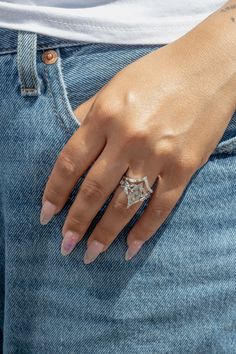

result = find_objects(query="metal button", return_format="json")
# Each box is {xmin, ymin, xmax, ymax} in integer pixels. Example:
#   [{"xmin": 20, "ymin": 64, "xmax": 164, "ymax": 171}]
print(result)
[{"xmin": 42, "ymin": 50, "xmax": 58, "ymax": 64}]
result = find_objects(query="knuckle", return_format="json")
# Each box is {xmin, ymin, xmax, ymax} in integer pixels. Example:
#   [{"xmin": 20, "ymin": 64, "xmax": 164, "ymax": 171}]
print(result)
[
  {"xmin": 56, "ymin": 152, "xmax": 76, "ymax": 177},
  {"xmin": 175, "ymin": 154, "xmax": 200, "ymax": 173},
  {"xmin": 112, "ymin": 197, "xmax": 132, "ymax": 216},
  {"xmin": 67, "ymin": 215, "xmax": 87, "ymax": 234},
  {"xmin": 44, "ymin": 182, "xmax": 61, "ymax": 210},
  {"xmin": 80, "ymin": 179, "xmax": 105, "ymax": 202},
  {"xmin": 155, "ymin": 140, "xmax": 200, "ymax": 174},
  {"xmin": 124, "ymin": 90, "xmax": 139, "ymax": 106},
  {"xmin": 156, "ymin": 140, "xmax": 175, "ymax": 158},
  {"xmin": 149, "ymin": 205, "xmax": 170, "ymax": 220},
  {"xmin": 94, "ymin": 224, "xmax": 112, "ymax": 246},
  {"xmin": 95, "ymin": 99, "xmax": 121, "ymax": 120},
  {"xmin": 135, "ymin": 223, "xmax": 153, "ymax": 237},
  {"xmin": 124, "ymin": 129, "xmax": 150, "ymax": 146},
  {"xmin": 119, "ymin": 129, "xmax": 151, "ymax": 154}
]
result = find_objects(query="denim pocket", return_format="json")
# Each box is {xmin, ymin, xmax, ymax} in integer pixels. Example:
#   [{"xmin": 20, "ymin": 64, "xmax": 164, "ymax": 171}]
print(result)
[
  {"xmin": 46, "ymin": 42, "xmax": 164, "ymax": 136},
  {"xmin": 42, "ymin": 41, "xmax": 236, "ymax": 156},
  {"xmin": 212, "ymin": 111, "xmax": 236, "ymax": 156},
  {"xmin": 42, "ymin": 42, "xmax": 116, "ymax": 136},
  {"xmin": 42, "ymin": 46, "xmax": 83, "ymax": 137},
  {"xmin": 214, "ymin": 134, "xmax": 236, "ymax": 155}
]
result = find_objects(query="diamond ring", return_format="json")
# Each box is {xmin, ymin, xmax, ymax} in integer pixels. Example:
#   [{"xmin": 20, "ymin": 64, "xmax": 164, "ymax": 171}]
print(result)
[{"xmin": 119, "ymin": 175, "xmax": 153, "ymax": 208}]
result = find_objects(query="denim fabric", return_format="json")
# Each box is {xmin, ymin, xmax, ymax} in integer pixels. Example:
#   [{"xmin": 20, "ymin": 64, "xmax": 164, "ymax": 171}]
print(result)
[
  {"xmin": 0, "ymin": 28, "xmax": 235, "ymax": 354},
  {"xmin": 17, "ymin": 31, "xmax": 41, "ymax": 96}
]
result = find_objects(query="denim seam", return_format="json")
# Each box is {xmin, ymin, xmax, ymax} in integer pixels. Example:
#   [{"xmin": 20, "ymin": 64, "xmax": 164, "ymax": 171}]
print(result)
[
  {"xmin": 0, "ymin": 43, "xmax": 76, "ymax": 52},
  {"xmin": 17, "ymin": 34, "xmax": 26, "ymax": 89},
  {"xmin": 52, "ymin": 43, "xmax": 112, "ymax": 57},
  {"xmin": 27, "ymin": 33, "xmax": 40, "ymax": 94},
  {"xmin": 31, "ymin": 37, "xmax": 39, "ymax": 92},
  {"xmin": 29, "ymin": 34, "xmax": 37, "ymax": 89},
  {"xmin": 44, "ymin": 63, "xmax": 72, "ymax": 136},
  {"xmin": 46, "ymin": 42, "xmax": 100, "ymax": 61},
  {"xmin": 37, "ymin": 42, "xmax": 93, "ymax": 49},
  {"xmin": 58, "ymin": 53, "xmax": 80, "ymax": 128},
  {"xmin": 0, "ymin": 42, "xmax": 96, "ymax": 55},
  {"xmin": 0, "ymin": 42, "xmax": 159, "ymax": 56},
  {"xmin": 45, "ymin": 42, "xmax": 145, "ymax": 62}
]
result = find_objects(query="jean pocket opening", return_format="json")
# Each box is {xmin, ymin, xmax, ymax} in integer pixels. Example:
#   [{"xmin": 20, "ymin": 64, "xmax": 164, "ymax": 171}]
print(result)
[
  {"xmin": 213, "ymin": 135, "xmax": 236, "ymax": 155},
  {"xmin": 43, "ymin": 48, "xmax": 82, "ymax": 136}
]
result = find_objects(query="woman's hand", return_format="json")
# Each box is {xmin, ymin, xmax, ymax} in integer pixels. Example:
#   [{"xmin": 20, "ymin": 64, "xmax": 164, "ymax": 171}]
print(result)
[{"xmin": 40, "ymin": 4, "xmax": 236, "ymax": 264}]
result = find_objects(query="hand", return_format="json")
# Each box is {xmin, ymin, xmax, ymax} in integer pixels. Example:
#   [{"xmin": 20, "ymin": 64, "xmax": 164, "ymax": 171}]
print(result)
[{"xmin": 40, "ymin": 12, "xmax": 236, "ymax": 264}]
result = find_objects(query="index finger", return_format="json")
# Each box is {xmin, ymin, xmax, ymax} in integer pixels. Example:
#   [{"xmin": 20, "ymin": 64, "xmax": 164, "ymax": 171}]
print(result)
[{"xmin": 40, "ymin": 118, "xmax": 106, "ymax": 225}]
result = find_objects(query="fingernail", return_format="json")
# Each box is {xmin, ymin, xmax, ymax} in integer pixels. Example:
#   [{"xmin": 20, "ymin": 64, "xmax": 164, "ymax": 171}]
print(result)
[
  {"xmin": 40, "ymin": 200, "xmax": 57, "ymax": 225},
  {"xmin": 125, "ymin": 240, "xmax": 144, "ymax": 261},
  {"xmin": 61, "ymin": 230, "xmax": 80, "ymax": 256},
  {"xmin": 83, "ymin": 240, "xmax": 104, "ymax": 264}
]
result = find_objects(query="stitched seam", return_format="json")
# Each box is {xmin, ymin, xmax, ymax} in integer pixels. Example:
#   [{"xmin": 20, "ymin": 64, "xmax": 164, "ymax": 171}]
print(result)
[
  {"xmin": 0, "ymin": 42, "xmax": 83, "ymax": 52},
  {"xmin": 37, "ymin": 42, "xmax": 157, "ymax": 63},
  {"xmin": 41, "ymin": 13, "xmax": 208, "ymax": 30},
  {"xmin": 42, "ymin": 18, "xmax": 169, "ymax": 30},
  {"xmin": 58, "ymin": 52, "xmax": 80, "ymax": 127},
  {"xmin": 54, "ymin": 55, "xmax": 80, "ymax": 129},
  {"xmin": 23, "ymin": 33, "xmax": 37, "ymax": 90},
  {"xmin": 29, "ymin": 35, "xmax": 37, "ymax": 89},
  {"xmin": 30, "ymin": 35, "xmax": 37, "ymax": 88},
  {"xmin": 17, "ymin": 32, "xmax": 39, "ymax": 91},
  {"xmin": 0, "ymin": 42, "xmax": 158, "ymax": 55},
  {"xmin": 44, "ymin": 42, "xmax": 100, "ymax": 58},
  {"xmin": 17, "ymin": 33, "xmax": 27, "ymax": 89},
  {"xmin": 49, "ymin": 44, "xmax": 98, "ymax": 58},
  {"xmin": 37, "ymin": 42, "xmax": 91, "ymax": 48},
  {"xmin": 44, "ymin": 62, "xmax": 71, "ymax": 136},
  {"xmin": 51, "ymin": 42, "xmax": 158, "ymax": 57}
]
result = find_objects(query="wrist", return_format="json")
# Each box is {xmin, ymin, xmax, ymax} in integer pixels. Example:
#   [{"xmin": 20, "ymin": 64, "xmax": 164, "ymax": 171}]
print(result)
[
  {"xmin": 199, "ymin": 4, "xmax": 236, "ymax": 108},
  {"xmin": 203, "ymin": 0, "xmax": 236, "ymax": 60},
  {"xmin": 168, "ymin": 2, "xmax": 236, "ymax": 108}
]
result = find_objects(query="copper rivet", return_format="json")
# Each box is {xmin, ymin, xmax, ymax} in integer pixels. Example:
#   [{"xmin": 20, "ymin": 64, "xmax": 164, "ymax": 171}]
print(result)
[
  {"xmin": 42, "ymin": 50, "xmax": 58, "ymax": 64},
  {"xmin": 47, "ymin": 53, "xmax": 53, "ymax": 60}
]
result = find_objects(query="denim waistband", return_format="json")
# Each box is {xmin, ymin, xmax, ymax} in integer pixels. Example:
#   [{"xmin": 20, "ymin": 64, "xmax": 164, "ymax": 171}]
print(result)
[
  {"xmin": 0, "ymin": 28, "xmax": 90, "ymax": 55},
  {"xmin": 2, "ymin": 28, "xmax": 158, "ymax": 97},
  {"xmin": 0, "ymin": 28, "xmax": 93, "ymax": 96}
]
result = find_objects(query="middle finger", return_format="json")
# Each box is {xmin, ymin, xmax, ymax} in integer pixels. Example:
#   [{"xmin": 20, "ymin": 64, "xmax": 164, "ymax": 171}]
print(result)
[{"xmin": 60, "ymin": 144, "xmax": 129, "ymax": 255}]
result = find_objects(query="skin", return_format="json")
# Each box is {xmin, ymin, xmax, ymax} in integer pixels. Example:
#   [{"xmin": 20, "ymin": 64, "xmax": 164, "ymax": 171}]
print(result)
[{"xmin": 40, "ymin": 0, "xmax": 236, "ymax": 264}]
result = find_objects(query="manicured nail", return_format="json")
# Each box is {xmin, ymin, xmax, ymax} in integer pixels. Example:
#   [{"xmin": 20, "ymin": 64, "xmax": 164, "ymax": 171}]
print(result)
[
  {"xmin": 83, "ymin": 240, "xmax": 104, "ymax": 264},
  {"xmin": 125, "ymin": 240, "xmax": 144, "ymax": 261},
  {"xmin": 40, "ymin": 200, "xmax": 57, "ymax": 225},
  {"xmin": 61, "ymin": 230, "xmax": 80, "ymax": 256}
]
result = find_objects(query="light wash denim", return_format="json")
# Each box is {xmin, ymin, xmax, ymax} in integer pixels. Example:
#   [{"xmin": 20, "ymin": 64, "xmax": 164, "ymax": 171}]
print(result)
[{"xmin": 0, "ymin": 28, "xmax": 236, "ymax": 354}]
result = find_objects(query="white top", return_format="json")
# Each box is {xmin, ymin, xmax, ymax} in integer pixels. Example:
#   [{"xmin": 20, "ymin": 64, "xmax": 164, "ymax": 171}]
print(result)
[{"xmin": 0, "ymin": 0, "xmax": 225, "ymax": 44}]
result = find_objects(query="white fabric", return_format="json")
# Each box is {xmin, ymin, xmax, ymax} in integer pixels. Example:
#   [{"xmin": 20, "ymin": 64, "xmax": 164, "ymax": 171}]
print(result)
[{"xmin": 0, "ymin": 0, "xmax": 225, "ymax": 44}]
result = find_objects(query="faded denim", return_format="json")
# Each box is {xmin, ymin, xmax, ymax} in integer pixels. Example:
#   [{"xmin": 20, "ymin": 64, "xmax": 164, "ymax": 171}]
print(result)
[{"xmin": 0, "ymin": 28, "xmax": 235, "ymax": 354}]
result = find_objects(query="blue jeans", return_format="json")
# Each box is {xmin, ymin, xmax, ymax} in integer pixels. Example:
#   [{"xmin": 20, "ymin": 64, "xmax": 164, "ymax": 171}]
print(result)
[{"xmin": 0, "ymin": 28, "xmax": 235, "ymax": 354}]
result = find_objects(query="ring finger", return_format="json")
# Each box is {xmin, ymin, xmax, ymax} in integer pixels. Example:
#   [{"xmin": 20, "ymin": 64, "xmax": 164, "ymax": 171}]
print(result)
[{"xmin": 83, "ymin": 167, "xmax": 158, "ymax": 264}]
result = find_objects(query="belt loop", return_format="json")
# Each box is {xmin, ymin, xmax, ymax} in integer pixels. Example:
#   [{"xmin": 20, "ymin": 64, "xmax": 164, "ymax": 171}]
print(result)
[{"xmin": 17, "ymin": 30, "xmax": 41, "ymax": 96}]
